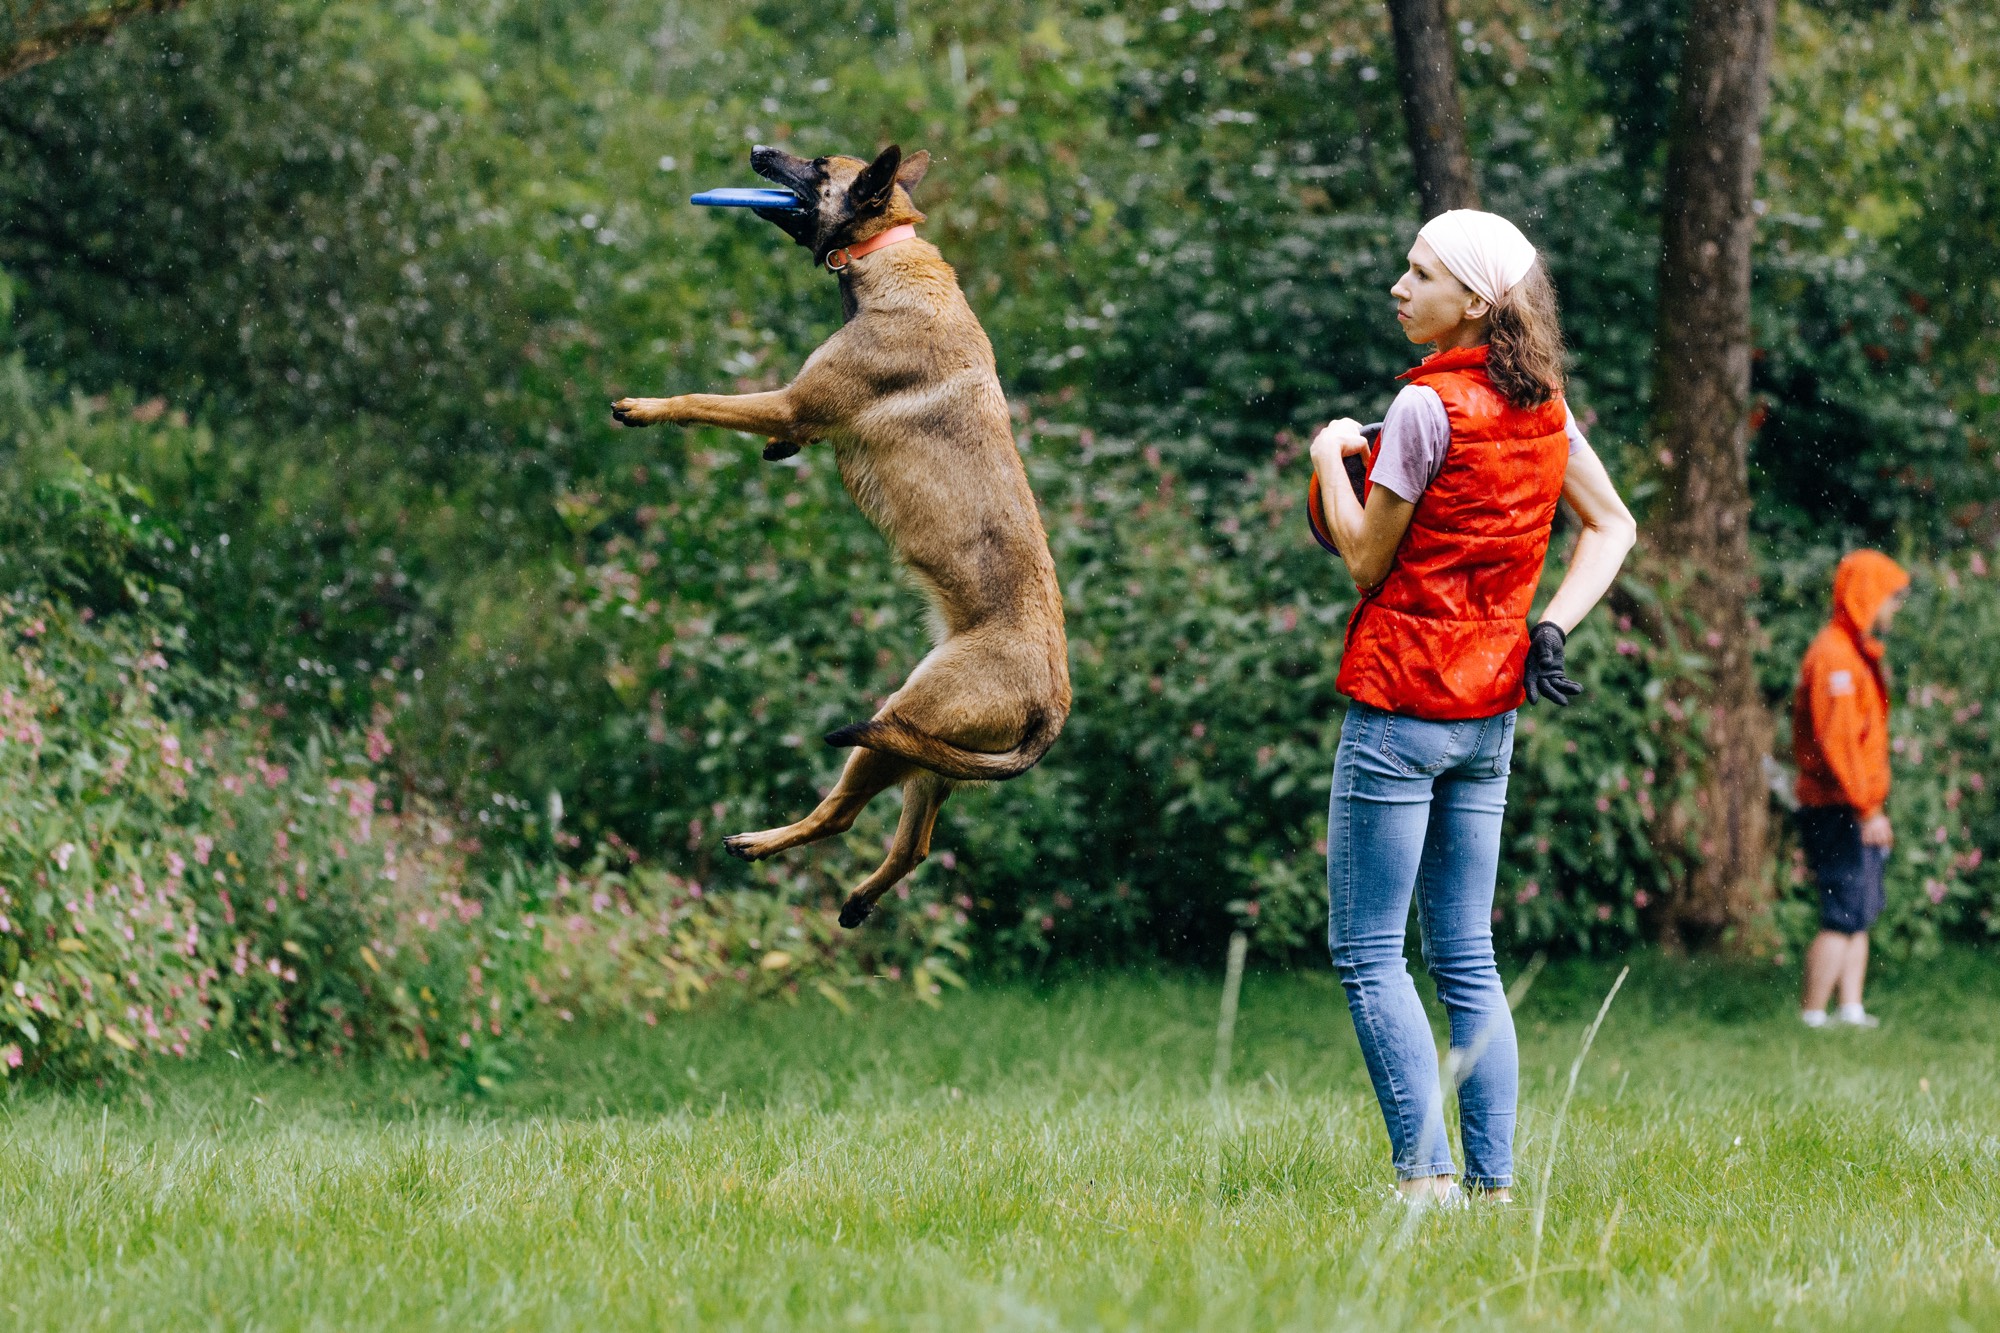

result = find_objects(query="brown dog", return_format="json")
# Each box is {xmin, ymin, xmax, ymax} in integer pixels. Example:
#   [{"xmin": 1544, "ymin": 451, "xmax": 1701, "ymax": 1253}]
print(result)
[{"xmin": 612, "ymin": 144, "xmax": 1070, "ymax": 928}]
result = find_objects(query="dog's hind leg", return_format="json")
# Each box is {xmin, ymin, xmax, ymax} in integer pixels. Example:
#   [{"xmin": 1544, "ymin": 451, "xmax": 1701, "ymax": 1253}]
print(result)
[
  {"xmin": 838, "ymin": 771, "xmax": 953, "ymax": 929},
  {"xmin": 723, "ymin": 745, "xmax": 910, "ymax": 863}
]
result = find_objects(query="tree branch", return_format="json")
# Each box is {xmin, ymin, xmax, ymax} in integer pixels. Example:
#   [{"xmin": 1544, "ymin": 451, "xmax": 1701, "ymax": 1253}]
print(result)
[{"xmin": 0, "ymin": 0, "xmax": 188, "ymax": 82}]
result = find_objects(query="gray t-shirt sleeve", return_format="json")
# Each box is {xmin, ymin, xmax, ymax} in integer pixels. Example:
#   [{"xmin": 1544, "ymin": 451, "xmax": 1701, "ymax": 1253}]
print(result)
[
  {"xmin": 1366, "ymin": 385, "xmax": 1452, "ymax": 504},
  {"xmin": 1563, "ymin": 405, "xmax": 1589, "ymax": 457},
  {"xmin": 1367, "ymin": 385, "xmax": 1588, "ymax": 504}
]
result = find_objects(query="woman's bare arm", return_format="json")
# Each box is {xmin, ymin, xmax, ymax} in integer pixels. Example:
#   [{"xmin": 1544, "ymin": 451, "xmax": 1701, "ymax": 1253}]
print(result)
[
  {"xmin": 1536, "ymin": 442, "xmax": 1638, "ymax": 633},
  {"xmin": 1309, "ymin": 419, "xmax": 1418, "ymax": 592}
]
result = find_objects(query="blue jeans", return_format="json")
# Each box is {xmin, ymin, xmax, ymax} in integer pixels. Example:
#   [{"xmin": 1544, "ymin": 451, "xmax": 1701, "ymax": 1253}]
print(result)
[{"xmin": 1327, "ymin": 701, "xmax": 1518, "ymax": 1189}]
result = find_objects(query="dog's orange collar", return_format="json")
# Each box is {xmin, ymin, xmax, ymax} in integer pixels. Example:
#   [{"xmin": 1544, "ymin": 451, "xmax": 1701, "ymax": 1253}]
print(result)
[{"xmin": 825, "ymin": 224, "xmax": 918, "ymax": 272}]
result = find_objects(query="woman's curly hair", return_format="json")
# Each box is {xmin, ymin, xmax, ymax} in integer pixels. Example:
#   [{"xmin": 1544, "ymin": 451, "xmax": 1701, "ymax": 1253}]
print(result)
[{"xmin": 1486, "ymin": 258, "xmax": 1566, "ymax": 409}]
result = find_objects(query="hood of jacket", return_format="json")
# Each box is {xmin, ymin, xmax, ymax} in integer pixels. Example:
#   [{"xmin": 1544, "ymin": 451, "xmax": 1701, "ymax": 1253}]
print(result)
[{"xmin": 1831, "ymin": 549, "xmax": 1909, "ymax": 661}]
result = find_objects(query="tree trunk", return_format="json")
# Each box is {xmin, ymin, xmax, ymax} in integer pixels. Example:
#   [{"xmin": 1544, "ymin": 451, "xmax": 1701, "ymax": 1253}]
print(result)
[
  {"xmin": 1383, "ymin": 0, "xmax": 1480, "ymax": 217},
  {"xmin": 1646, "ymin": 0, "xmax": 1780, "ymax": 950}
]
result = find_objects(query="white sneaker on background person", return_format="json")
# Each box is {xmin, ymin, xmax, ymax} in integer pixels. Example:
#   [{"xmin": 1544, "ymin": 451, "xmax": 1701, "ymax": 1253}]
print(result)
[
  {"xmin": 1801, "ymin": 1009, "xmax": 1829, "ymax": 1028},
  {"xmin": 1835, "ymin": 1003, "xmax": 1881, "ymax": 1028}
]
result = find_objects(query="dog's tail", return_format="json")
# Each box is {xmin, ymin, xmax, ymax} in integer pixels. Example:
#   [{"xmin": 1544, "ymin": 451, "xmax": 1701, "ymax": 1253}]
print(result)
[{"xmin": 825, "ymin": 708, "xmax": 1062, "ymax": 782}]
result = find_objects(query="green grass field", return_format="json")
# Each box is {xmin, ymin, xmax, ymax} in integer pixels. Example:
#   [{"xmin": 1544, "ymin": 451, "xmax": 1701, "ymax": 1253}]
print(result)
[{"xmin": 3, "ymin": 949, "xmax": 1997, "ymax": 1330}]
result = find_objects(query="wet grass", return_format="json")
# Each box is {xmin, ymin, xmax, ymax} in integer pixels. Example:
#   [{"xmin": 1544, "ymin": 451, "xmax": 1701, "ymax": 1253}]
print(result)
[{"xmin": 3, "ymin": 948, "xmax": 1997, "ymax": 1330}]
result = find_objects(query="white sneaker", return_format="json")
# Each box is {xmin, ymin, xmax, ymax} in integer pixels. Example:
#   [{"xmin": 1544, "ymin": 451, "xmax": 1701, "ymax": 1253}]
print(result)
[
  {"xmin": 1801, "ymin": 1009, "xmax": 1829, "ymax": 1028},
  {"xmin": 1397, "ymin": 1181, "xmax": 1468, "ymax": 1211},
  {"xmin": 1835, "ymin": 1004, "xmax": 1880, "ymax": 1029}
]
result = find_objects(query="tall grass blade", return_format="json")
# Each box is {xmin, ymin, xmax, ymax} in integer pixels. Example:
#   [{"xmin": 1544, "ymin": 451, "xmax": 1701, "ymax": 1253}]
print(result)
[
  {"xmin": 1528, "ymin": 964, "xmax": 1630, "ymax": 1305},
  {"xmin": 1210, "ymin": 931, "xmax": 1249, "ymax": 1101},
  {"xmin": 1204, "ymin": 931, "xmax": 1250, "ymax": 1206}
]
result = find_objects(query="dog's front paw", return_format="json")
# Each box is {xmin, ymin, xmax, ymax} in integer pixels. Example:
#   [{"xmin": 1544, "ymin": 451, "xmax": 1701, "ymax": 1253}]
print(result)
[
  {"xmin": 611, "ymin": 397, "xmax": 673, "ymax": 428},
  {"xmin": 837, "ymin": 896, "xmax": 874, "ymax": 930},
  {"xmin": 722, "ymin": 832, "xmax": 765, "ymax": 862}
]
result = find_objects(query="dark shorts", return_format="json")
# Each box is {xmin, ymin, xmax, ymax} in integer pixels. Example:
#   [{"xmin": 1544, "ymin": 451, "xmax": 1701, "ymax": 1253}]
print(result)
[{"xmin": 1796, "ymin": 805, "xmax": 1888, "ymax": 934}]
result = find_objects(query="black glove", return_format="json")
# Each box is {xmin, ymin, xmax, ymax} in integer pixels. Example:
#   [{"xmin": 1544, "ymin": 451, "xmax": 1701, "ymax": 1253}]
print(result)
[{"xmin": 1523, "ymin": 621, "xmax": 1583, "ymax": 707}]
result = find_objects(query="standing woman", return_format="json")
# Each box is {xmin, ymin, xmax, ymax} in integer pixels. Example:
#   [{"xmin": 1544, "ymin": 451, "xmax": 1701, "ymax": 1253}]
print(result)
[{"xmin": 1305, "ymin": 211, "xmax": 1637, "ymax": 1203}]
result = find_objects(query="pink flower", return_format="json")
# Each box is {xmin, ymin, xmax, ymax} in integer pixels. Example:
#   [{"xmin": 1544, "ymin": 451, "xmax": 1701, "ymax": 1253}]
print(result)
[
  {"xmin": 345, "ymin": 779, "xmax": 377, "ymax": 835},
  {"xmin": 166, "ymin": 851, "xmax": 186, "ymax": 880},
  {"xmin": 1516, "ymin": 881, "xmax": 1541, "ymax": 904},
  {"xmin": 2, "ymin": 1045, "xmax": 20, "ymax": 1069},
  {"xmin": 1633, "ymin": 891, "xmax": 1650, "ymax": 909},
  {"xmin": 1926, "ymin": 879, "xmax": 1947, "ymax": 905},
  {"xmin": 53, "ymin": 843, "xmax": 74, "ymax": 872},
  {"xmin": 366, "ymin": 727, "xmax": 393, "ymax": 763},
  {"xmin": 193, "ymin": 835, "xmax": 213, "ymax": 865},
  {"xmin": 1596, "ymin": 904, "xmax": 1613, "ymax": 920}
]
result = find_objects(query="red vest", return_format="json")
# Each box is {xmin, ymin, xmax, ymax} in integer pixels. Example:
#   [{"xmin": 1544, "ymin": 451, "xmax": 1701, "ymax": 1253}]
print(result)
[{"xmin": 1330, "ymin": 345, "xmax": 1570, "ymax": 720}]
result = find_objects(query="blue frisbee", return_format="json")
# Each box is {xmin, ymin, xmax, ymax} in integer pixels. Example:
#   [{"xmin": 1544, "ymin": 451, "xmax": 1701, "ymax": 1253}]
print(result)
[{"xmin": 690, "ymin": 187, "xmax": 804, "ymax": 211}]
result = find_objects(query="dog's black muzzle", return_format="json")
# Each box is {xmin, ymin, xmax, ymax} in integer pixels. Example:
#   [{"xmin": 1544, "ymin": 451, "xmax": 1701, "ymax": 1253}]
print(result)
[
  {"xmin": 749, "ymin": 145, "xmax": 816, "ymax": 195},
  {"xmin": 748, "ymin": 146, "xmax": 819, "ymax": 247}
]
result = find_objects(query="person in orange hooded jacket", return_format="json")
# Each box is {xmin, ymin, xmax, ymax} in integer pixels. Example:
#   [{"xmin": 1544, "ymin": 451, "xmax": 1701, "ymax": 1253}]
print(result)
[{"xmin": 1793, "ymin": 549, "xmax": 1909, "ymax": 1029}]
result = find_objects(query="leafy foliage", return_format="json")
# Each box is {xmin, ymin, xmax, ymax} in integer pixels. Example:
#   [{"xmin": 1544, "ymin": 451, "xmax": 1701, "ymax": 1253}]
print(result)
[
  {"xmin": 0, "ymin": 0, "xmax": 1996, "ymax": 986},
  {"xmin": 0, "ymin": 438, "xmax": 967, "ymax": 1086}
]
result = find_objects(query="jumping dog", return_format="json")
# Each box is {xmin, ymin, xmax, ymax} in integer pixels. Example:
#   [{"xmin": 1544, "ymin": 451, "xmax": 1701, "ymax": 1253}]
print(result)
[{"xmin": 612, "ymin": 144, "xmax": 1070, "ymax": 927}]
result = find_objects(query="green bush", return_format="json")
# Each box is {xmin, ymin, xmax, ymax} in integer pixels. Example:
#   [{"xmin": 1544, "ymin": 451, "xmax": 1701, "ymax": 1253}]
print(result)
[{"xmin": 0, "ymin": 442, "xmax": 969, "ymax": 1086}]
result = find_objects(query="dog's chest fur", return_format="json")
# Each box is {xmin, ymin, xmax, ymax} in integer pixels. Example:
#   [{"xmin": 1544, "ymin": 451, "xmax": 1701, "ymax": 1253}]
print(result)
[{"xmin": 832, "ymin": 440, "xmax": 896, "ymax": 538}]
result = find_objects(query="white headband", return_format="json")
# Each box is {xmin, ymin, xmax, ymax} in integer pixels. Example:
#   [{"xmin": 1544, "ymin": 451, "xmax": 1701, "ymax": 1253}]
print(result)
[{"xmin": 1417, "ymin": 209, "xmax": 1538, "ymax": 308}]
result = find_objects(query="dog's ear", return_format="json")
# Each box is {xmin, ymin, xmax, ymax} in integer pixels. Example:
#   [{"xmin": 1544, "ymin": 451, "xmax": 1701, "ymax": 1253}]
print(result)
[
  {"xmin": 895, "ymin": 150, "xmax": 930, "ymax": 193},
  {"xmin": 850, "ymin": 144, "xmax": 903, "ymax": 213}
]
